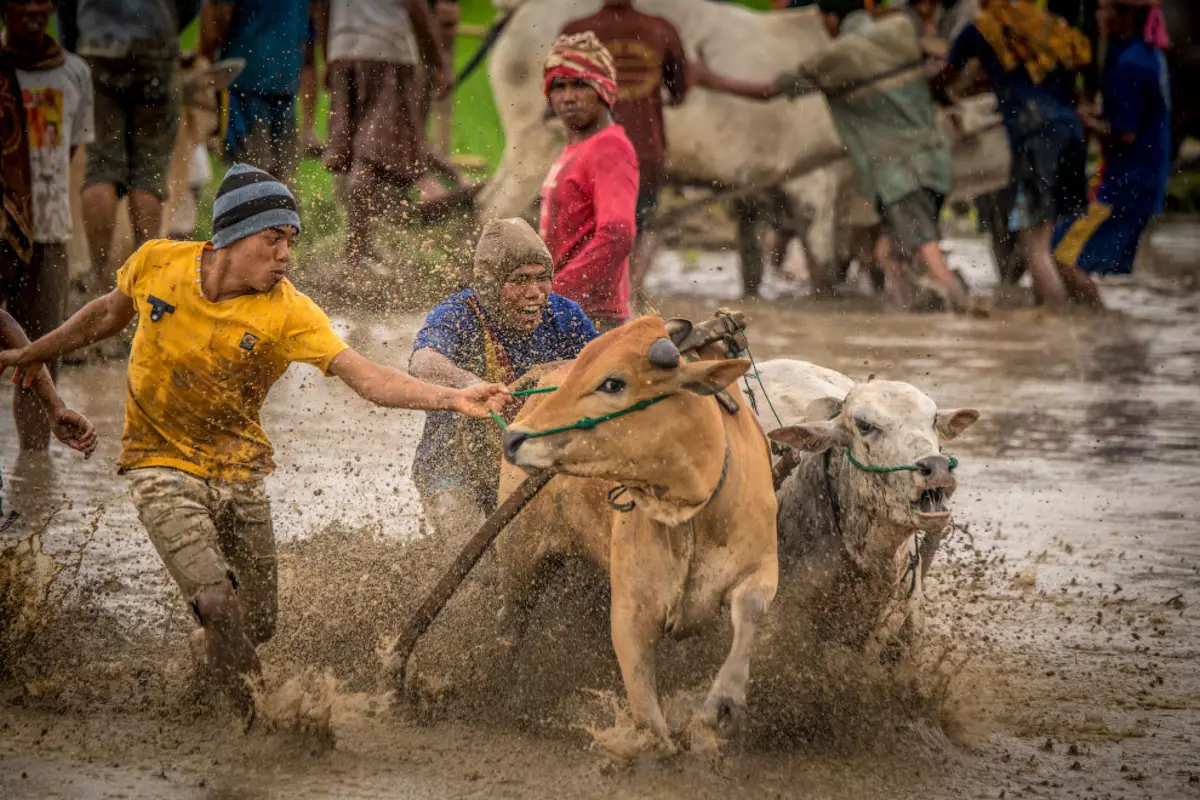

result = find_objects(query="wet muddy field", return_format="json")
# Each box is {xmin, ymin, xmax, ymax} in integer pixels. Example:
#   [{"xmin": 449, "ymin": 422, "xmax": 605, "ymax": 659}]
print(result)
[{"xmin": 2, "ymin": 223, "xmax": 1199, "ymax": 798}]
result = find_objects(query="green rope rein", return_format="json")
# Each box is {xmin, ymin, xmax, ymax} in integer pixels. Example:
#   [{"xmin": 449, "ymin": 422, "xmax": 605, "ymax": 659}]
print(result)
[
  {"xmin": 487, "ymin": 385, "xmax": 671, "ymax": 436},
  {"xmin": 487, "ymin": 345, "xmax": 960, "ymax": 475},
  {"xmin": 844, "ymin": 448, "xmax": 959, "ymax": 473}
]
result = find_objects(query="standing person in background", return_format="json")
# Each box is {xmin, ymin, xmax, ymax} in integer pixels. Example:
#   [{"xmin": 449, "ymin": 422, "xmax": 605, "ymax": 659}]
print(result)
[
  {"xmin": 58, "ymin": 0, "xmax": 198, "ymax": 304},
  {"xmin": 539, "ymin": 33, "xmax": 638, "ymax": 334},
  {"xmin": 1052, "ymin": 0, "xmax": 1172, "ymax": 305},
  {"xmin": 1, "ymin": 0, "xmax": 95, "ymax": 448},
  {"xmin": 298, "ymin": 8, "xmax": 326, "ymax": 158},
  {"xmin": 319, "ymin": 0, "xmax": 449, "ymax": 272},
  {"xmin": 558, "ymin": 0, "xmax": 776, "ymax": 306},
  {"xmin": 199, "ymin": 0, "xmax": 322, "ymax": 186},
  {"xmin": 934, "ymin": 0, "xmax": 1092, "ymax": 310}
]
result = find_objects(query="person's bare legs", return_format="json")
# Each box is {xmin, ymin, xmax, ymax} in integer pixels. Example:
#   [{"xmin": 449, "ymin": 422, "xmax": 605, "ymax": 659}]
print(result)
[
  {"xmin": 300, "ymin": 64, "xmax": 323, "ymax": 155},
  {"xmin": 347, "ymin": 166, "xmax": 380, "ymax": 268},
  {"xmin": 1021, "ymin": 223, "xmax": 1068, "ymax": 309},
  {"xmin": 82, "ymin": 182, "xmax": 119, "ymax": 295},
  {"xmin": 874, "ymin": 234, "xmax": 911, "ymax": 309},
  {"xmin": 128, "ymin": 189, "xmax": 164, "ymax": 248},
  {"xmin": 10, "ymin": 244, "xmax": 67, "ymax": 450},
  {"xmin": 1057, "ymin": 260, "xmax": 1105, "ymax": 309},
  {"xmin": 915, "ymin": 240, "xmax": 968, "ymax": 311}
]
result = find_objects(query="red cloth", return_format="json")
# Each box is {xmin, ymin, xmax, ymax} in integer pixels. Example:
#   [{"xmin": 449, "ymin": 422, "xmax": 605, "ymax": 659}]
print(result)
[
  {"xmin": 542, "ymin": 32, "xmax": 619, "ymax": 108},
  {"xmin": 539, "ymin": 125, "xmax": 638, "ymax": 322},
  {"xmin": 560, "ymin": 6, "xmax": 687, "ymax": 192}
]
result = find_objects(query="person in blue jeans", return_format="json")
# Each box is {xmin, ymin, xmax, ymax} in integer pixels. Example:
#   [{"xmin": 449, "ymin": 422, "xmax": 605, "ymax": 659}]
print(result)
[
  {"xmin": 408, "ymin": 218, "xmax": 598, "ymax": 537},
  {"xmin": 934, "ymin": 0, "xmax": 1092, "ymax": 310},
  {"xmin": 1052, "ymin": 0, "xmax": 1172, "ymax": 307},
  {"xmin": 199, "ymin": 0, "xmax": 318, "ymax": 186}
]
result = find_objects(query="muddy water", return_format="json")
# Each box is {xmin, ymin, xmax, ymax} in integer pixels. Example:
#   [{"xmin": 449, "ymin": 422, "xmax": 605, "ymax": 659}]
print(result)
[{"xmin": 2, "ymin": 222, "xmax": 1199, "ymax": 798}]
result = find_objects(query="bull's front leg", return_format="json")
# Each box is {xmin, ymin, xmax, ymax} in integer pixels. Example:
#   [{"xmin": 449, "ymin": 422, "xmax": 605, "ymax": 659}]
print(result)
[
  {"xmin": 700, "ymin": 563, "xmax": 778, "ymax": 737},
  {"xmin": 610, "ymin": 596, "xmax": 671, "ymax": 742}
]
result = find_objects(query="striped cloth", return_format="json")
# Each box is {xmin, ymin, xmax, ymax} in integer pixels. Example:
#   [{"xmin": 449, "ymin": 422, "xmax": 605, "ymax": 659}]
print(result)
[
  {"xmin": 211, "ymin": 164, "xmax": 300, "ymax": 250},
  {"xmin": 542, "ymin": 31, "xmax": 618, "ymax": 108}
]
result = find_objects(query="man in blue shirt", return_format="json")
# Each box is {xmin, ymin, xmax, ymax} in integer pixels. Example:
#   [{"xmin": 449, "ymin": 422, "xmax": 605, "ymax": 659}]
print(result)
[
  {"xmin": 1052, "ymin": 0, "xmax": 1171, "ymax": 305},
  {"xmin": 199, "ymin": 0, "xmax": 318, "ymax": 185},
  {"xmin": 409, "ymin": 218, "xmax": 598, "ymax": 534},
  {"xmin": 934, "ymin": 0, "xmax": 1091, "ymax": 310}
]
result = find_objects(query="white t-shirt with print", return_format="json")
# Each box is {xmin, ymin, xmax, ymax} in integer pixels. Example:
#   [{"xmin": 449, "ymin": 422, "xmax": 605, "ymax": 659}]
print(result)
[{"xmin": 16, "ymin": 53, "xmax": 94, "ymax": 244}]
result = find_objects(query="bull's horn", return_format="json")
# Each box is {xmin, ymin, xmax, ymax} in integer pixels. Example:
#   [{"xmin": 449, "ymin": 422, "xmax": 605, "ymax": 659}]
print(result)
[{"xmin": 648, "ymin": 338, "xmax": 681, "ymax": 369}]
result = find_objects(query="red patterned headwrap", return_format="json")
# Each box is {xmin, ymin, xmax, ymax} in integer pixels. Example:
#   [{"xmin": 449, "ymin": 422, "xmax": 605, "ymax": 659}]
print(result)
[{"xmin": 543, "ymin": 32, "xmax": 618, "ymax": 108}]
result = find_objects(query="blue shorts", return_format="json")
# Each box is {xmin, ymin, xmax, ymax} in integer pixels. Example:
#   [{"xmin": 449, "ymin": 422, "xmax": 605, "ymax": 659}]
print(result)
[{"xmin": 1052, "ymin": 201, "xmax": 1151, "ymax": 276}]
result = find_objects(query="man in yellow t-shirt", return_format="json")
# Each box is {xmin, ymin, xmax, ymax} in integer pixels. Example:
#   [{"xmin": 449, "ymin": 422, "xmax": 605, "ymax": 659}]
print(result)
[{"xmin": 0, "ymin": 164, "xmax": 510, "ymax": 712}]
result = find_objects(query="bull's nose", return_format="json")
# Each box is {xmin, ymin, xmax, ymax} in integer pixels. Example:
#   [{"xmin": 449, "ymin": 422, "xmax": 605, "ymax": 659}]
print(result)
[
  {"xmin": 502, "ymin": 429, "xmax": 528, "ymax": 464},
  {"xmin": 917, "ymin": 455, "xmax": 955, "ymax": 485}
]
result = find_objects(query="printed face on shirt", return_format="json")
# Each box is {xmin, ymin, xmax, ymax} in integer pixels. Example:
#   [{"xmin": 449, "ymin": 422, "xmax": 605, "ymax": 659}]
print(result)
[
  {"xmin": 548, "ymin": 76, "xmax": 606, "ymax": 133},
  {"xmin": 497, "ymin": 263, "xmax": 552, "ymax": 334},
  {"xmin": 3, "ymin": 1, "xmax": 54, "ymax": 42},
  {"xmin": 228, "ymin": 227, "xmax": 297, "ymax": 293}
]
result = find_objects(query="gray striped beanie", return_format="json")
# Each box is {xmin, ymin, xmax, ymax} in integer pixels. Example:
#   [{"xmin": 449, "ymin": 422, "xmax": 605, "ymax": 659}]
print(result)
[{"xmin": 210, "ymin": 164, "xmax": 301, "ymax": 250}]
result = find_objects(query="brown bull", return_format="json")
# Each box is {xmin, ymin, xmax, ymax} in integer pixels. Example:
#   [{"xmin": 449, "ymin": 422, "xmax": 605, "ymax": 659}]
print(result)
[{"xmin": 499, "ymin": 317, "xmax": 777, "ymax": 743}]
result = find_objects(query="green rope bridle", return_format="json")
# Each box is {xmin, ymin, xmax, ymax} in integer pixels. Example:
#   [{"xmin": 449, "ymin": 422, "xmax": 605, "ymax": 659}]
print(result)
[
  {"xmin": 488, "ymin": 385, "xmax": 672, "ymax": 437},
  {"xmin": 843, "ymin": 448, "xmax": 960, "ymax": 474}
]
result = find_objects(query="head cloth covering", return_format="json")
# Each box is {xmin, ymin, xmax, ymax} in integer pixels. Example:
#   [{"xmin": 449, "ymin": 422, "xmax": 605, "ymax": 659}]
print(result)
[
  {"xmin": 472, "ymin": 217, "xmax": 554, "ymax": 312},
  {"xmin": 543, "ymin": 31, "xmax": 618, "ymax": 108}
]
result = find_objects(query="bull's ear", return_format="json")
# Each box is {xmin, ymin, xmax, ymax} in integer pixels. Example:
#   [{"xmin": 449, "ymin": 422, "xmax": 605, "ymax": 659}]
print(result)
[
  {"xmin": 768, "ymin": 422, "xmax": 852, "ymax": 454},
  {"xmin": 676, "ymin": 358, "xmax": 751, "ymax": 396},
  {"xmin": 805, "ymin": 396, "xmax": 843, "ymax": 421},
  {"xmin": 664, "ymin": 318, "xmax": 693, "ymax": 348},
  {"xmin": 935, "ymin": 408, "xmax": 980, "ymax": 440}
]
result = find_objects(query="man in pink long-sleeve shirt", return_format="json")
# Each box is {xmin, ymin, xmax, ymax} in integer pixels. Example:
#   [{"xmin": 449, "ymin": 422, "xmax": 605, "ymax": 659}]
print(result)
[{"xmin": 538, "ymin": 32, "xmax": 638, "ymax": 332}]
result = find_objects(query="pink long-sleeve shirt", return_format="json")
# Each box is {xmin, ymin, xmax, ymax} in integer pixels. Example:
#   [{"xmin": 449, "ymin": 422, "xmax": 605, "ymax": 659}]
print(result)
[{"xmin": 538, "ymin": 124, "xmax": 639, "ymax": 322}]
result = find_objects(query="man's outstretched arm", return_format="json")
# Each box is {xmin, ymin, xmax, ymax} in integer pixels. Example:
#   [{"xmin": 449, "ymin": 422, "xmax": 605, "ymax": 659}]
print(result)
[
  {"xmin": 0, "ymin": 290, "xmax": 136, "ymax": 382},
  {"xmin": 329, "ymin": 349, "xmax": 510, "ymax": 418},
  {"xmin": 409, "ymin": 347, "xmax": 483, "ymax": 390},
  {"xmin": 0, "ymin": 310, "xmax": 98, "ymax": 457}
]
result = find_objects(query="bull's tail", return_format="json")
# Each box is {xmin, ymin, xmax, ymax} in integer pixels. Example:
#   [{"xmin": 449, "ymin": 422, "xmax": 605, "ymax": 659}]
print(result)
[{"xmin": 453, "ymin": 12, "xmax": 515, "ymax": 91}]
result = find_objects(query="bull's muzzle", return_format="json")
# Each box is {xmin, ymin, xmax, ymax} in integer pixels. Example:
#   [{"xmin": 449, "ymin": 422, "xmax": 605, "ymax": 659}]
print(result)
[
  {"xmin": 502, "ymin": 428, "xmax": 528, "ymax": 464},
  {"xmin": 916, "ymin": 455, "xmax": 956, "ymax": 489}
]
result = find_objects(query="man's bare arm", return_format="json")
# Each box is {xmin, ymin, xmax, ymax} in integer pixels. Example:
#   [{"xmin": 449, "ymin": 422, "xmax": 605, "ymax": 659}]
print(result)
[
  {"xmin": 198, "ymin": 1, "xmax": 235, "ymax": 62},
  {"xmin": 408, "ymin": 347, "xmax": 481, "ymax": 390},
  {"xmin": 0, "ymin": 310, "xmax": 99, "ymax": 457},
  {"xmin": 329, "ymin": 349, "xmax": 510, "ymax": 418},
  {"xmin": 0, "ymin": 311, "xmax": 67, "ymax": 412},
  {"xmin": 0, "ymin": 290, "xmax": 136, "ymax": 376}
]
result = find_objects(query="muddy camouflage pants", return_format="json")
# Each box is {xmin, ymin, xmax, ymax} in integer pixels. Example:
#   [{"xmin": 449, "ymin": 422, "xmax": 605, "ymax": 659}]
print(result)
[{"xmin": 127, "ymin": 467, "xmax": 277, "ymax": 643}]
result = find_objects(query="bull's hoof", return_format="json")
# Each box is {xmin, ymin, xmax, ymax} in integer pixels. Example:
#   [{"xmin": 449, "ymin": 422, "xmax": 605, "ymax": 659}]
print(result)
[{"xmin": 702, "ymin": 695, "xmax": 746, "ymax": 740}]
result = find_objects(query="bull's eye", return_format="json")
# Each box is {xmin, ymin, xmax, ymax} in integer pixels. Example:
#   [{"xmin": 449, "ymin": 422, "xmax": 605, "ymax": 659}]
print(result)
[
  {"xmin": 855, "ymin": 418, "xmax": 877, "ymax": 436},
  {"xmin": 597, "ymin": 377, "xmax": 626, "ymax": 394}
]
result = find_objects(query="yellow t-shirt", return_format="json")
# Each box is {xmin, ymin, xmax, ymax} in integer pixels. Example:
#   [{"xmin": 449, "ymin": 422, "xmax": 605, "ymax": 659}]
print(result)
[{"xmin": 116, "ymin": 239, "xmax": 349, "ymax": 481}]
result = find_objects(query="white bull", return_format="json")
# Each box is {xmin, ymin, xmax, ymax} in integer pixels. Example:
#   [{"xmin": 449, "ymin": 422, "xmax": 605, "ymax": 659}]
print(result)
[
  {"xmin": 751, "ymin": 358, "xmax": 980, "ymax": 658},
  {"xmin": 483, "ymin": 0, "xmax": 1009, "ymax": 293}
]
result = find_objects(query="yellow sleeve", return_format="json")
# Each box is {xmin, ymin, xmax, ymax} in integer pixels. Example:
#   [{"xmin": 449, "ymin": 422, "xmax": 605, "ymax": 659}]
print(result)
[
  {"xmin": 115, "ymin": 243, "xmax": 149, "ymax": 299},
  {"xmin": 279, "ymin": 291, "xmax": 350, "ymax": 375}
]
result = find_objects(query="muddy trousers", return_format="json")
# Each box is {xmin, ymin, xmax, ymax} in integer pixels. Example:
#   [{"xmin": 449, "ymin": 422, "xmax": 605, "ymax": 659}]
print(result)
[{"xmin": 127, "ymin": 467, "xmax": 277, "ymax": 644}]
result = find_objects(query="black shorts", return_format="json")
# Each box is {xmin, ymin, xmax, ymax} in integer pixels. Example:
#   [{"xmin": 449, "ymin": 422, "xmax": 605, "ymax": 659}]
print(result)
[
  {"xmin": 636, "ymin": 185, "xmax": 660, "ymax": 230},
  {"xmin": 1010, "ymin": 126, "xmax": 1087, "ymax": 231},
  {"xmin": 879, "ymin": 188, "xmax": 945, "ymax": 258}
]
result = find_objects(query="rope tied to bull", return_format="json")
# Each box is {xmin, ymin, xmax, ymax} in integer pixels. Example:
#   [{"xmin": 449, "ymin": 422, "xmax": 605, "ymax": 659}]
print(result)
[
  {"xmin": 844, "ymin": 449, "xmax": 960, "ymax": 474},
  {"xmin": 487, "ymin": 390, "xmax": 672, "ymax": 436}
]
